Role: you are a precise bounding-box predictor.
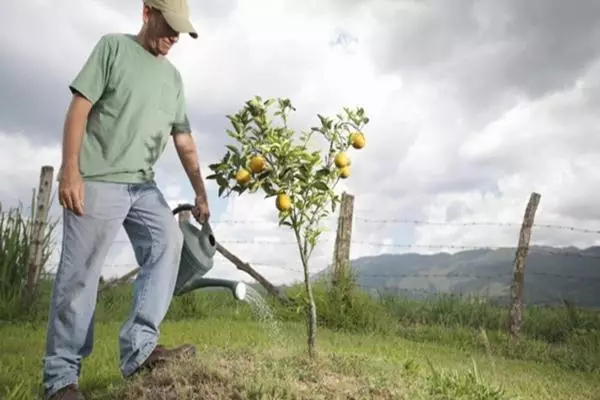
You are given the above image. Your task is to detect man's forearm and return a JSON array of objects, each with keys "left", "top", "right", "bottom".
[
  {"left": 186, "top": 167, "right": 208, "bottom": 201},
  {"left": 174, "top": 133, "right": 208, "bottom": 201},
  {"left": 62, "top": 94, "right": 92, "bottom": 169}
]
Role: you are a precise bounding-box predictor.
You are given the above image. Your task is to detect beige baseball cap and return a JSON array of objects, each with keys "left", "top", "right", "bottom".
[{"left": 144, "top": 0, "right": 198, "bottom": 39}]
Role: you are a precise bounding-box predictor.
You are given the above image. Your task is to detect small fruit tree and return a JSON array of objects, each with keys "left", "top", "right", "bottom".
[{"left": 206, "top": 96, "right": 369, "bottom": 357}]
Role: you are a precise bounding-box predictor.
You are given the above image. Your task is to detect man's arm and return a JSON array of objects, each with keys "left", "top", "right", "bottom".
[
  {"left": 59, "top": 35, "right": 112, "bottom": 215},
  {"left": 170, "top": 73, "right": 210, "bottom": 221},
  {"left": 62, "top": 93, "right": 93, "bottom": 170},
  {"left": 173, "top": 132, "right": 209, "bottom": 202},
  {"left": 59, "top": 93, "right": 93, "bottom": 215}
]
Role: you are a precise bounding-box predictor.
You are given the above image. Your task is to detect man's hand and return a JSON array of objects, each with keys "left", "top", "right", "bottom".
[
  {"left": 59, "top": 166, "right": 85, "bottom": 216},
  {"left": 193, "top": 196, "right": 210, "bottom": 224}
]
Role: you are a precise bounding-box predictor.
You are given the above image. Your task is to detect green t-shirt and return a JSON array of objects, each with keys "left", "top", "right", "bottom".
[{"left": 65, "top": 33, "right": 191, "bottom": 183}]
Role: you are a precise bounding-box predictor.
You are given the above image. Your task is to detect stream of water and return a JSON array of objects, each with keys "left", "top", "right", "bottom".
[{"left": 242, "top": 286, "right": 285, "bottom": 346}]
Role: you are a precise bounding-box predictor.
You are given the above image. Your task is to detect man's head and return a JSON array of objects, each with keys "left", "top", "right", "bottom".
[{"left": 139, "top": 0, "right": 197, "bottom": 57}]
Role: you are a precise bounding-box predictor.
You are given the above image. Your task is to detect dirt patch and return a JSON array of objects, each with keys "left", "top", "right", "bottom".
[
  {"left": 115, "top": 349, "right": 405, "bottom": 400},
  {"left": 121, "top": 364, "right": 235, "bottom": 400}
]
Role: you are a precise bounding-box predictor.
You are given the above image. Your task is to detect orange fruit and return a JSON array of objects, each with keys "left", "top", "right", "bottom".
[
  {"left": 235, "top": 168, "right": 251, "bottom": 185},
  {"left": 249, "top": 155, "right": 266, "bottom": 173},
  {"left": 350, "top": 132, "right": 366, "bottom": 149},
  {"left": 334, "top": 152, "right": 350, "bottom": 168},
  {"left": 276, "top": 193, "right": 291, "bottom": 212},
  {"left": 339, "top": 166, "right": 350, "bottom": 179}
]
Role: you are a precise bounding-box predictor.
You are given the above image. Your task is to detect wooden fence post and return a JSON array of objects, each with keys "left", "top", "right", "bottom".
[
  {"left": 332, "top": 192, "right": 354, "bottom": 286},
  {"left": 507, "top": 192, "right": 541, "bottom": 342},
  {"left": 25, "top": 165, "right": 54, "bottom": 306}
]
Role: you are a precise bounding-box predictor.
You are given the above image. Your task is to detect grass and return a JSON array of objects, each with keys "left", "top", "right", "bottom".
[
  {"left": 2, "top": 282, "right": 600, "bottom": 399},
  {"left": 0, "top": 195, "right": 57, "bottom": 321},
  {"left": 3, "top": 318, "right": 600, "bottom": 399},
  {"left": 2, "top": 201, "right": 600, "bottom": 399}
]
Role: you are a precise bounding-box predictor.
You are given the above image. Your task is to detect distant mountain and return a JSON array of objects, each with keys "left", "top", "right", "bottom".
[{"left": 310, "top": 246, "right": 600, "bottom": 308}]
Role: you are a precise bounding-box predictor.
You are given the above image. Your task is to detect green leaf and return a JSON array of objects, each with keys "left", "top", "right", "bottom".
[
  {"left": 249, "top": 180, "right": 262, "bottom": 193},
  {"left": 315, "top": 168, "right": 330, "bottom": 178},
  {"left": 226, "top": 129, "right": 239, "bottom": 140},
  {"left": 313, "top": 181, "right": 329, "bottom": 191},
  {"left": 226, "top": 145, "right": 241, "bottom": 156},
  {"left": 215, "top": 175, "right": 228, "bottom": 188}
]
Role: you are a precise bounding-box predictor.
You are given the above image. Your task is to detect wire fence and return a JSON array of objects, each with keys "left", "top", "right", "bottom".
[{"left": 39, "top": 213, "right": 600, "bottom": 308}]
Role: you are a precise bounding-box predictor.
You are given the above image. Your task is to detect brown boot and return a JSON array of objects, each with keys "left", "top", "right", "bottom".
[
  {"left": 134, "top": 344, "right": 196, "bottom": 375},
  {"left": 46, "top": 384, "right": 85, "bottom": 400}
]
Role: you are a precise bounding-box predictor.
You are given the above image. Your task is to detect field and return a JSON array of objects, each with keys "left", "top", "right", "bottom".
[
  {"left": 3, "top": 195, "right": 600, "bottom": 399},
  {"left": 2, "top": 281, "right": 600, "bottom": 400}
]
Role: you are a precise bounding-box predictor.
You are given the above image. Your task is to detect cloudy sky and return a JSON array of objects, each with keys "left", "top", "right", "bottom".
[{"left": 2, "top": 0, "right": 600, "bottom": 285}]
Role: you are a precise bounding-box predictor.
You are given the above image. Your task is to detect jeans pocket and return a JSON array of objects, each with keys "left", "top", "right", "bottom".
[{"left": 82, "top": 181, "right": 129, "bottom": 221}]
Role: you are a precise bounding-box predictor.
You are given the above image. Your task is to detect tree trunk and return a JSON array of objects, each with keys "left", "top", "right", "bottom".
[{"left": 305, "top": 277, "right": 317, "bottom": 358}]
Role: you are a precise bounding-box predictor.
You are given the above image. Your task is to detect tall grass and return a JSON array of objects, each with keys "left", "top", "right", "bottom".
[
  {"left": 12, "top": 272, "right": 600, "bottom": 373},
  {"left": 0, "top": 192, "right": 57, "bottom": 320}
]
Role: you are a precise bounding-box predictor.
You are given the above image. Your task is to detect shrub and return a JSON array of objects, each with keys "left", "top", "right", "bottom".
[{"left": 0, "top": 193, "right": 56, "bottom": 321}]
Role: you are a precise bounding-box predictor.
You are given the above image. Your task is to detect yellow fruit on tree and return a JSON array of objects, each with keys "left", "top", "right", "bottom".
[
  {"left": 339, "top": 166, "right": 350, "bottom": 179},
  {"left": 235, "top": 168, "right": 251, "bottom": 185},
  {"left": 350, "top": 132, "right": 366, "bottom": 149},
  {"left": 334, "top": 152, "right": 350, "bottom": 168},
  {"left": 249, "top": 155, "right": 266, "bottom": 173},
  {"left": 276, "top": 193, "right": 291, "bottom": 212}
]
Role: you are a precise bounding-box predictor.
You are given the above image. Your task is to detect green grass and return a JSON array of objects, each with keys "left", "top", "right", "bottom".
[
  {"left": 2, "top": 280, "right": 600, "bottom": 399},
  {"left": 16, "top": 280, "right": 600, "bottom": 376},
  {"left": 0, "top": 195, "right": 57, "bottom": 321},
  {"left": 2, "top": 198, "right": 600, "bottom": 400},
  {"left": 2, "top": 318, "right": 600, "bottom": 399}
]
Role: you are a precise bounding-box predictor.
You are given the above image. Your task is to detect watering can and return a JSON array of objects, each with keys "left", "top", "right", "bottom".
[{"left": 171, "top": 204, "right": 247, "bottom": 301}]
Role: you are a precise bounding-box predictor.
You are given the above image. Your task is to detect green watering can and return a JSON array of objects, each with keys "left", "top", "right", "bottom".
[{"left": 171, "top": 204, "right": 247, "bottom": 301}]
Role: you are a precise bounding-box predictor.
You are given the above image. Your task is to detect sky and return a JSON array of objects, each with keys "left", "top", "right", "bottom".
[{"left": 2, "top": 0, "right": 600, "bottom": 286}]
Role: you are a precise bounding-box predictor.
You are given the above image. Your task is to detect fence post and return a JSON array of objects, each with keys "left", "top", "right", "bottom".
[
  {"left": 25, "top": 165, "right": 54, "bottom": 306},
  {"left": 507, "top": 192, "right": 541, "bottom": 342},
  {"left": 332, "top": 192, "right": 354, "bottom": 286}
]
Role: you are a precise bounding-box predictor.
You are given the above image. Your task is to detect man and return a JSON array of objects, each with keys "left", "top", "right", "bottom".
[{"left": 42, "top": 1, "right": 210, "bottom": 399}]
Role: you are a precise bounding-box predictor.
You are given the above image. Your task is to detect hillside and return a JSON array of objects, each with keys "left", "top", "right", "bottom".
[{"left": 313, "top": 246, "right": 600, "bottom": 308}]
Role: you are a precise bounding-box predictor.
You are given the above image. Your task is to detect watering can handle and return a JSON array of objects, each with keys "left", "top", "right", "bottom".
[
  {"left": 172, "top": 203, "right": 213, "bottom": 231},
  {"left": 172, "top": 203, "right": 194, "bottom": 216}
]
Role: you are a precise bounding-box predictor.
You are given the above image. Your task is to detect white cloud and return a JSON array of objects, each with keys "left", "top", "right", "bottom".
[
  {"left": 2, "top": 0, "right": 600, "bottom": 288},
  {"left": 0, "top": 132, "right": 61, "bottom": 208},
  {"left": 413, "top": 62, "right": 600, "bottom": 253}
]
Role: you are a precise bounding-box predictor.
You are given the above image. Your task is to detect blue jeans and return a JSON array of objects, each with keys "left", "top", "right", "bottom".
[{"left": 42, "top": 180, "right": 183, "bottom": 397}]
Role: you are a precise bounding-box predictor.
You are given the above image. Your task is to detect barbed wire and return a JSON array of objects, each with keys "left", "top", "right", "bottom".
[
  {"left": 47, "top": 215, "right": 600, "bottom": 235},
  {"left": 41, "top": 211, "right": 600, "bottom": 282},
  {"left": 43, "top": 237, "right": 600, "bottom": 261},
  {"left": 352, "top": 216, "right": 600, "bottom": 235}
]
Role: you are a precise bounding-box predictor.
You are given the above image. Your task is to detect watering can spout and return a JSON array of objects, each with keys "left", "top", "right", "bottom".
[{"left": 175, "top": 276, "right": 247, "bottom": 301}]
